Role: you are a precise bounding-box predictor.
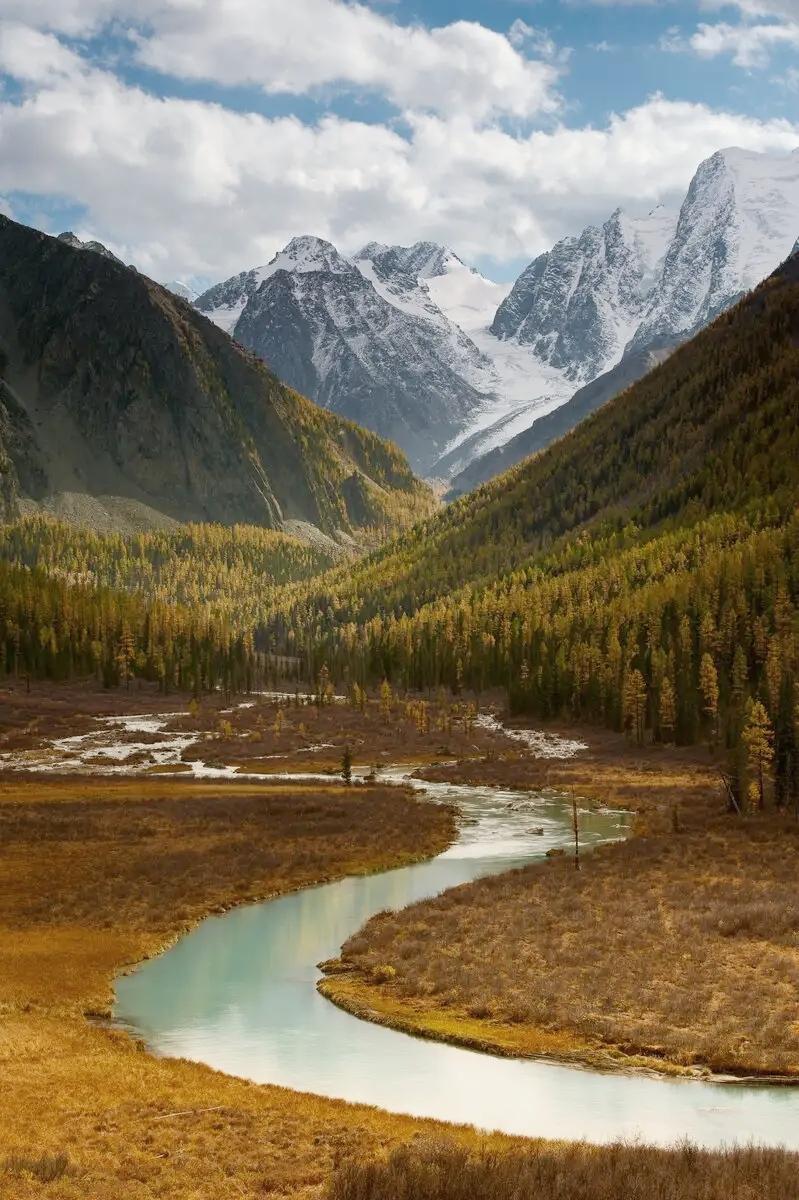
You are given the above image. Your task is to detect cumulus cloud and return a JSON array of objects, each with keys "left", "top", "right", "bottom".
[
  {"left": 3, "top": 1, "right": 562, "bottom": 121},
  {"left": 691, "top": 15, "right": 799, "bottom": 65},
  {"left": 0, "top": 30, "right": 796, "bottom": 283}
]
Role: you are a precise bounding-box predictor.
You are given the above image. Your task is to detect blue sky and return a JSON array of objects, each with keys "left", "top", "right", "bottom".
[{"left": 0, "top": 1, "right": 796, "bottom": 284}]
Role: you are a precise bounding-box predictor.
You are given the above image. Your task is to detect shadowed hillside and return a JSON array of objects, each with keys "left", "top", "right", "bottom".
[{"left": 0, "top": 216, "right": 433, "bottom": 539}]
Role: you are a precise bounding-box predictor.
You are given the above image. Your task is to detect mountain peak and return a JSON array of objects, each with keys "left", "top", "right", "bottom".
[
  {"left": 269, "top": 235, "right": 352, "bottom": 276},
  {"left": 631, "top": 144, "right": 799, "bottom": 351},
  {"left": 356, "top": 240, "right": 463, "bottom": 281},
  {"left": 165, "top": 279, "right": 199, "bottom": 302},
  {"left": 57, "top": 231, "right": 123, "bottom": 265}
]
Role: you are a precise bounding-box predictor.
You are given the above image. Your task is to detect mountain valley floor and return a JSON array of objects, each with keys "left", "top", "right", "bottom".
[
  {"left": 2, "top": 684, "right": 798, "bottom": 1198},
  {"left": 322, "top": 728, "right": 799, "bottom": 1081}
]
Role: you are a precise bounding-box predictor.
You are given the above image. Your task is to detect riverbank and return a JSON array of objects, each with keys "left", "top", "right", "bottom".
[
  {"left": 0, "top": 771, "right": 462, "bottom": 1198},
  {"left": 4, "top": 689, "right": 799, "bottom": 1196},
  {"left": 321, "top": 729, "right": 799, "bottom": 1081},
  {"left": 328, "top": 1139, "right": 799, "bottom": 1200}
]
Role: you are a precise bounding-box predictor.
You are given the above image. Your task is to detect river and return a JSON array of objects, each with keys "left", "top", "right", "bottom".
[{"left": 10, "top": 704, "right": 797, "bottom": 1148}]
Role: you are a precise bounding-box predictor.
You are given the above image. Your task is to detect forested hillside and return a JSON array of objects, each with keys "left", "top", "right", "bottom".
[
  {"left": 0, "top": 216, "right": 434, "bottom": 538},
  {"left": 0, "top": 518, "right": 344, "bottom": 692},
  {"left": 259, "top": 252, "right": 799, "bottom": 797},
  {"left": 1, "top": 252, "right": 797, "bottom": 803}
]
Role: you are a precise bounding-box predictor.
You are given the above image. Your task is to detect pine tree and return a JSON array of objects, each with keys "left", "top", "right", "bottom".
[
  {"left": 623, "top": 669, "right": 647, "bottom": 745},
  {"left": 380, "top": 679, "right": 393, "bottom": 724},
  {"left": 658, "top": 677, "right": 677, "bottom": 744},
  {"left": 741, "top": 700, "right": 774, "bottom": 812},
  {"left": 699, "top": 653, "right": 720, "bottom": 750},
  {"left": 341, "top": 744, "right": 352, "bottom": 785}
]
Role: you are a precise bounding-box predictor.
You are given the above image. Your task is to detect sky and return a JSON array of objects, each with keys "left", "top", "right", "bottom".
[{"left": 0, "top": 0, "right": 797, "bottom": 287}]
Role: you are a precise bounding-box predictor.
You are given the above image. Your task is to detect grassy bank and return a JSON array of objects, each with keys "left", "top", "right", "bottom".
[
  {"left": 321, "top": 730, "right": 799, "bottom": 1080},
  {"left": 328, "top": 1140, "right": 799, "bottom": 1200},
  {"left": 0, "top": 771, "right": 460, "bottom": 1198},
  {"left": 4, "top": 692, "right": 799, "bottom": 1197}
]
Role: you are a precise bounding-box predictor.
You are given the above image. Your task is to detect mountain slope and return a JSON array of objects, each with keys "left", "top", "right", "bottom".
[
  {"left": 446, "top": 339, "right": 678, "bottom": 498},
  {"left": 264, "top": 248, "right": 799, "bottom": 703},
  {"left": 491, "top": 206, "right": 676, "bottom": 382},
  {"left": 0, "top": 216, "right": 433, "bottom": 537},
  {"left": 198, "top": 236, "right": 488, "bottom": 473}
]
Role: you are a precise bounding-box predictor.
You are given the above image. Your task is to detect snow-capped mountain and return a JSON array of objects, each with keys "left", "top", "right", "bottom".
[
  {"left": 192, "top": 146, "right": 798, "bottom": 483},
  {"left": 198, "top": 236, "right": 488, "bottom": 472},
  {"left": 448, "top": 145, "right": 799, "bottom": 486},
  {"left": 165, "top": 279, "right": 199, "bottom": 303},
  {"left": 631, "top": 147, "right": 799, "bottom": 350},
  {"left": 195, "top": 238, "right": 350, "bottom": 333},
  {"left": 490, "top": 206, "right": 677, "bottom": 382}
]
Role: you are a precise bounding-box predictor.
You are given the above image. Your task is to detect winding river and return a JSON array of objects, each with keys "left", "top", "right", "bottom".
[{"left": 12, "top": 705, "right": 798, "bottom": 1149}]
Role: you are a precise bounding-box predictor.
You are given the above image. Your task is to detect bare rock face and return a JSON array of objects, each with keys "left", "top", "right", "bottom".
[
  {"left": 0, "top": 216, "right": 429, "bottom": 536},
  {"left": 199, "top": 236, "right": 487, "bottom": 474},
  {"left": 490, "top": 207, "right": 676, "bottom": 382}
]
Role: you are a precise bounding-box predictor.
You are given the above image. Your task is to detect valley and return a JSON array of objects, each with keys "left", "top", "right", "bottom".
[
  {"left": 0, "top": 105, "right": 797, "bottom": 1200},
  {"left": 3, "top": 685, "right": 799, "bottom": 1199}
]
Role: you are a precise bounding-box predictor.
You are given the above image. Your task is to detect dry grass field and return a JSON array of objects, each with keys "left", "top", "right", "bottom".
[
  {"left": 328, "top": 1139, "right": 799, "bottom": 1200},
  {"left": 0, "top": 770, "right": 460, "bottom": 1198},
  {"left": 325, "top": 731, "right": 799, "bottom": 1078},
  {"left": 170, "top": 689, "right": 515, "bottom": 774},
  {"left": 3, "top": 692, "right": 798, "bottom": 1198},
  {"left": 0, "top": 678, "right": 193, "bottom": 750}
]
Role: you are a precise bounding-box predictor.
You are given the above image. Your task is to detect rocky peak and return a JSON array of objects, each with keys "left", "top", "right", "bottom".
[
  {"left": 356, "top": 240, "right": 464, "bottom": 281},
  {"left": 57, "top": 231, "right": 123, "bottom": 265},
  {"left": 630, "top": 145, "right": 799, "bottom": 350},
  {"left": 268, "top": 235, "right": 354, "bottom": 278},
  {"left": 489, "top": 204, "right": 677, "bottom": 381}
]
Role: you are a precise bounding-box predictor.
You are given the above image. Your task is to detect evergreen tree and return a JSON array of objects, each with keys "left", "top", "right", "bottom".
[{"left": 741, "top": 700, "right": 775, "bottom": 812}]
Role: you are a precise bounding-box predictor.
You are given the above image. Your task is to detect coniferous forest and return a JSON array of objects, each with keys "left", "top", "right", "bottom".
[{"left": 1, "top": 253, "right": 797, "bottom": 804}]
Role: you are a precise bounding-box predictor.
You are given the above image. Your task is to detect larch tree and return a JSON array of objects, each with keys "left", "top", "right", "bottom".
[{"left": 741, "top": 700, "right": 775, "bottom": 812}]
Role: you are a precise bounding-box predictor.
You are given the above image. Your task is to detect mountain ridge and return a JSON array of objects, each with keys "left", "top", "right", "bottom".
[
  {"left": 0, "top": 216, "right": 434, "bottom": 538},
  {"left": 188, "top": 147, "right": 797, "bottom": 485}
]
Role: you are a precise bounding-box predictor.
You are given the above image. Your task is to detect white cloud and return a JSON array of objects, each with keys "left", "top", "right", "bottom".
[
  {"left": 701, "top": 0, "right": 799, "bottom": 18},
  {"left": 690, "top": 17, "right": 799, "bottom": 65},
  {"left": 0, "top": 31, "right": 796, "bottom": 284},
  {"left": 2, "top": 1, "right": 562, "bottom": 121},
  {"left": 0, "top": 22, "right": 86, "bottom": 82}
]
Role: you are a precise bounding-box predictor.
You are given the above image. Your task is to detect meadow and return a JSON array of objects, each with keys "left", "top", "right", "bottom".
[
  {"left": 326, "top": 731, "right": 799, "bottom": 1078},
  {"left": 3, "top": 690, "right": 799, "bottom": 1197}
]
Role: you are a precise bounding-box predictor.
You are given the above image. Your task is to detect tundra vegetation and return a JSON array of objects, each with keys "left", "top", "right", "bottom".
[{"left": 328, "top": 1139, "right": 799, "bottom": 1200}]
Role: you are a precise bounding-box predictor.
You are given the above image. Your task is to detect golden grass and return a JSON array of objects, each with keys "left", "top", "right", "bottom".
[
  {"left": 3, "top": 695, "right": 799, "bottom": 1197},
  {"left": 171, "top": 692, "right": 516, "bottom": 772},
  {"left": 328, "top": 1139, "right": 799, "bottom": 1200},
  {"left": 0, "top": 772, "right": 465, "bottom": 1198},
  {"left": 327, "top": 732, "right": 799, "bottom": 1079}
]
